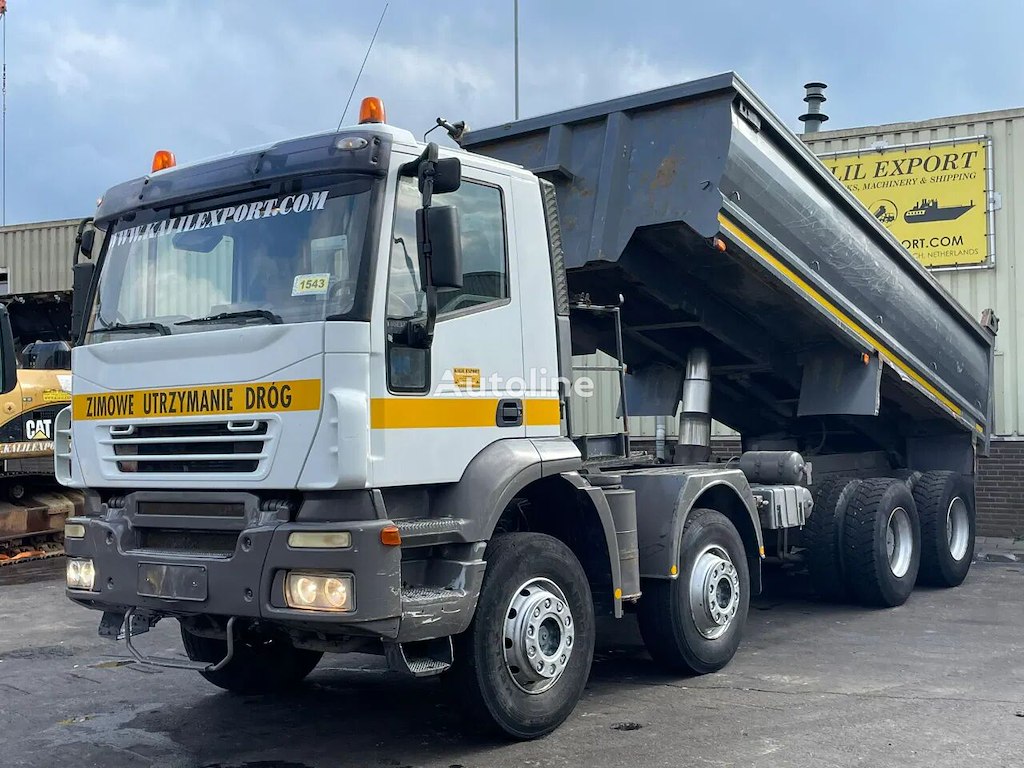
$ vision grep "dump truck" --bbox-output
[0,290,82,563]
[27,72,991,739]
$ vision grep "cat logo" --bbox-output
[26,418,53,441]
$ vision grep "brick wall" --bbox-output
[976,441,1024,538]
[631,436,1022,537]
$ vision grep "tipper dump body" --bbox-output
[463,72,995,458]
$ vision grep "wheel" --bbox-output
[637,508,749,675]
[912,471,975,587]
[805,477,861,600]
[842,478,921,607]
[449,533,595,740]
[180,623,322,694]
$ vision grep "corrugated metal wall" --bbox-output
[570,351,735,439]
[576,107,1024,440]
[805,107,1024,437]
[0,218,80,293]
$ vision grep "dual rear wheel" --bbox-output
[805,472,975,606]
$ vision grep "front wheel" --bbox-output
[180,623,322,694]
[449,533,595,740]
[638,508,750,675]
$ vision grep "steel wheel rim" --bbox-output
[687,544,740,640]
[503,577,574,695]
[946,496,970,561]
[886,506,913,577]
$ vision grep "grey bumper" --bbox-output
[64,506,403,639]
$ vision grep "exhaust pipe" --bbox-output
[799,81,829,134]
[675,348,711,464]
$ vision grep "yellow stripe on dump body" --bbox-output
[73,379,322,421]
[370,397,562,429]
[718,214,963,419]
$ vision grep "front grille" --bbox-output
[136,528,239,555]
[106,420,271,475]
[126,459,260,473]
[137,501,245,517]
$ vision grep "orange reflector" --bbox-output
[712,237,727,252]
[152,150,176,172]
[862,353,870,365]
[380,525,401,546]
[359,97,386,124]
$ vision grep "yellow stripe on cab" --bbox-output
[73,379,322,421]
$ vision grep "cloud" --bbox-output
[7,0,1020,225]
[11,3,706,223]
[21,17,167,96]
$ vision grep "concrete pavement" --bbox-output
[0,558,1021,768]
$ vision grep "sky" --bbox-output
[1,0,1022,225]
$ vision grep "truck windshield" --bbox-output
[86,176,378,342]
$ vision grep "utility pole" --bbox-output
[1,0,7,227]
[513,0,519,120]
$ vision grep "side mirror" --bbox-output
[79,229,95,259]
[71,262,96,343]
[0,305,17,395]
[419,157,462,196]
[74,217,95,265]
[417,205,463,289]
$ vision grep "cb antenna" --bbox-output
[337,3,389,130]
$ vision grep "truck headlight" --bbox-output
[284,572,353,612]
[67,558,96,591]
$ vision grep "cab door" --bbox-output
[371,166,525,487]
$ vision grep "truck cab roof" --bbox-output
[94,121,525,226]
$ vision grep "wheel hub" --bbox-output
[886,506,913,577]
[946,496,970,561]
[687,545,740,640]
[503,577,574,694]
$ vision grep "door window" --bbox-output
[387,177,508,319]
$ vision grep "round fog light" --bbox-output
[67,559,81,585]
[323,577,349,609]
[294,576,319,605]
[80,560,96,590]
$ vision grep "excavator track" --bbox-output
[0,472,83,567]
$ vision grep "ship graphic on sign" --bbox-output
[903,198,975,224]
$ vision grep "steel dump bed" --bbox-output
[463,72,995,451]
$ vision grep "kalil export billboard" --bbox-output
[819,139,991,268]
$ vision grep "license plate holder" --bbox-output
[137,563,208,601]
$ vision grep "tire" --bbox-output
[180,624,323,694]
[842,478,921,607]
[637,508,749,675]
[449,533,595,740]
[912,471,975,587]
[893,469,923,491]
[805,477,861,600]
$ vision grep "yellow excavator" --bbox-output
[0,290,84,564]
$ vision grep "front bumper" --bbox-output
[64,492,402,638]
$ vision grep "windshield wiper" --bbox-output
[175,309,283,327]
[89,321,171,337]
